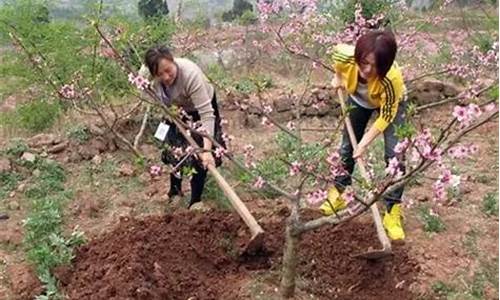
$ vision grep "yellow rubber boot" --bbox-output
[383,204,405,240]
[319,187,347,216]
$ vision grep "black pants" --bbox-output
[334,96,407,211]
[162,93,225,207]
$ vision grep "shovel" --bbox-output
[336,89,392,260]
[171,118,265,254]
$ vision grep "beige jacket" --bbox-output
[139,58,216,136]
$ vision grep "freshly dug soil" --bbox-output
[57,210,419,300]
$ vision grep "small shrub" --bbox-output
[238,10,258,26]
[138,0,169,20]
[205,63,234,90]
[472,33,495,53]
[235,78,257,94]
[333,0,394,25]
[222,0,253,22]
[254,73,274,90]
[66,124,90,144]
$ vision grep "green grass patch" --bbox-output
[418,205,446,233]
[22,158,84,299]
[204,170,233,210]
[432,280,456,297]
[0,171,23,200]
[0,100,61,133]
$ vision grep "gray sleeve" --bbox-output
[186,70,215,137]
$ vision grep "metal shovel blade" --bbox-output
[353,248,393,260]
[354,203,392,260]
[241,230,265,256]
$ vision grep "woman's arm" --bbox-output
[186,67,216,168]
[353,125,381,159]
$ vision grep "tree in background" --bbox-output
[222,0,253,22]
[138,0,169,20]
[33,2,50,23]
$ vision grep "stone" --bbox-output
[189,202,210,212]
[27,133,56,147]
[21,152,36,163]
[273,95,293,112]
[91,155,103,166]
[17,182,26,193]
[47,141,68,154]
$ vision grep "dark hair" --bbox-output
[354,30,397,79]
[144,45,174,76]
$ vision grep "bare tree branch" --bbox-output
[134,104,151,149]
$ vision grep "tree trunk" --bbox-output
[280,217,300,298]
[175,0,183,23]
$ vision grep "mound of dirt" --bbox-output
[57,210,419,300]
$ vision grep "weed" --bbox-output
[21,157,84,299]
[482,192,498,217]
[204,173,232,210]
[0,171,22,199]
[66,125,90,144]
[25,160,65,199]
[3,139,29,158]
[418,205,446,233]
[432,281,456,297]
[235,78,257,94]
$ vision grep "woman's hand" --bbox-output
[352,143,368,160]
[199,151,215,169]
[353,126,381,160]
[331,74,345,93]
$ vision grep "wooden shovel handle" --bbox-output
[171,118,264,238]
[207,164,264,237]
[337,89,391,249]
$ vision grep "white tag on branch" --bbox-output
[154,122,170,141]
